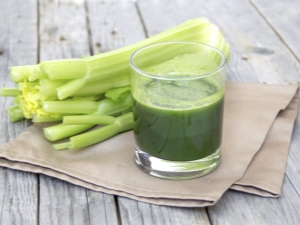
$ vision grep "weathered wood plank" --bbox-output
[249,0,300,198]
[208,177,300,225]
[137,0,300,223]
[39,175,90,225]
[0,0,38,224]
[86,191,119,225]
[0,170,38,225]
[137,0,300,85]
[250,0,300,61]
[86,0,146,55]
[286,109,300,195]
[38,1,118,224]
[39,0,90,60]
[118,197,210,225]
[86,1,151,224]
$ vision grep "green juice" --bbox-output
[132,53,224,161]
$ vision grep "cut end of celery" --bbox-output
[52,142,70,151]
[44,128,55,141]
[40,59,88,80]
[8,105,25,122]
[0,87,19,97]
[56,78,87,100]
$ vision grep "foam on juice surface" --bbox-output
[133,53,224,110]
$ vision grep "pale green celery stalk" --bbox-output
[85,18,214,81]
[63,115,116,125]
[30,66,47,81]
[40,60,88,100]
[22,81,39,89]
[72,74,130,97]
[44,124,94,141]
[44,94,132,141]
[105,86,130,101]
[56,77,87,100]
[8,105,25,122]
[0,88,19,96]
[39,75,128,99]
[9,65,40,82]
[43,100,99,114]
[43,92,132,115]
[40,59,88,80]
[53,142,70,151]
[17,82,24,90]
[39,79,68,99]
[70,95,102,101]
[68,112,133,149]
[43,18,215,99]
[97,94,132,115]
[32,114,64,123]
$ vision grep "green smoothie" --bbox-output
[132,53,225,161]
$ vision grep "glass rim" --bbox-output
[130,41,228,80]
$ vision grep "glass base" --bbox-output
[135,147,221,180]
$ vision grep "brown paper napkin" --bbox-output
[0,82,298,207]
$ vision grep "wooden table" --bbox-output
[1,0,299,224]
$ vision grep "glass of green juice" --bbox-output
[130,41,227,180]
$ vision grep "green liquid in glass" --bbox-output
[132,53,224,161]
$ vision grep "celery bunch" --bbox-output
[0,18,230,150]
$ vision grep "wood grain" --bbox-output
[86,0,146,54]
[39,176,90,225]
[250,0,300,61]
[250,0,300,198]
[38,1,119,224]
[286,111,300,196]
[0,0,38,224]
[87,191,119,225]
[38,0,90,222]
[39,0,90,60]
[118,197,210,225]
[208,177,300,225]
[137,0,300,85]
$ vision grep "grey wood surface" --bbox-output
[250,0,300,199]
[0,0,299,224]
[0,0,38,224]
[250,0,300,61]
[38,0,119,224]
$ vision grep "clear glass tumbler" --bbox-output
[130,41,227,180]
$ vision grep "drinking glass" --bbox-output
[130,41,227,180]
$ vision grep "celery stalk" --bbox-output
[40,59,88,80]
[97,94,132,115]
[0,88,19,97]
[44,93,132,141]
[30,66,48,81]
[68,112,133,149]
[43,100,99,114]
[39,79,67,99]
[8,105,25,122]
[9,65,40,82]
[52,142,70,151]
[32,114,64,123]
[43,92,132,115]
[56,77,87,100]
[44,124,94,141]
[41,18,227,99]
[63,115,116,125]
[72,75,130,97]
[69,124,119,149]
